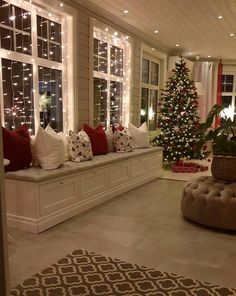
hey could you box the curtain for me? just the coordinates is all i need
[193,61,218,122]
[215,61,223,127]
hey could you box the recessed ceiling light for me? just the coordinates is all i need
[105,27,108,31]
[188,52,192,55]
[59,2,64,7]
[151,48,155,51]
[230,33,234,37]
[208,55,211,58]
[176,44,180,47]
[218,15,223,19]
[154,30,159,34]
[123,10,128,14]
[114,32,118,36]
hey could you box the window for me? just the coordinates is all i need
[93,24,131,129]
[0,0,73,134]
[141,56,160,130]
[221,73,236,121]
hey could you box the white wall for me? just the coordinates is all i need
[61,0,168,129]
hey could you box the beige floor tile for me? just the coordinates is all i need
[7,178,236,290]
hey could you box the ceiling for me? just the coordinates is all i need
[79,0,236,61]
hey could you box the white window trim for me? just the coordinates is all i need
[141,54,160,130]
[90,19,132,128]
[0,0,76,133]
[139,44,167,130]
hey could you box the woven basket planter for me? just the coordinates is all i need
[211,154,236,182]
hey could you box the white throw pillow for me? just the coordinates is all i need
[45,126,70,161]
[105,127,115,152]
[128,122,149,148]
[35,126,65,170]
[58,132,70,161]
[113,128,133,152]
[30,135,39,166]
[68,130,93,162]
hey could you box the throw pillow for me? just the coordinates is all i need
[34,126,65,170]
[105,127,115,152]
[58,132,70,161]
[30,135,39,166]
[68,130,93,162]
[128,122,150,148]
[44,125,70,161]
[113,128,133,152]
[2,125,32,172]
[83,124,108,155]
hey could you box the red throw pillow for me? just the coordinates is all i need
[83,124,108,155]
[2,125,32,172]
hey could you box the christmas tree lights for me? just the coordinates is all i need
[154,55,207,165]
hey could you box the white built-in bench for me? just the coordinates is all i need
[5,147,163,233]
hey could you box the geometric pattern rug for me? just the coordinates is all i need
[10,249,236,296]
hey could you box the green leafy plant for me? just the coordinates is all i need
[197,104,236,156]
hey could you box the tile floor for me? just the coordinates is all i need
[8,178,236,289]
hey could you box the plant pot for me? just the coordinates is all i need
[211,154,236,182]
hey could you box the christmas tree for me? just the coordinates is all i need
[154,55,207,165]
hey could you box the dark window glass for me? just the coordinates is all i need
[151,62,159,85]
[37,16,61,62]
[0,27,13,50]
[0,2,31,54]
[142,58,149,83]
[222,96,232,109]
[222,75,234,92]
[49,43,61,62]
[0,1,13,27]
[93,78,107,128]
[149,89,158,130]
[110,45,123,77]
[37,16,47,39]
[110,81,123,125]
[37,39,48,59]
[2,58,34,133]
[93,56,99,72]
[93,38,108,73]
[141,88,148,124]
[38,66,63,132]
[15,6,31,33]
[15,32,32,55]
[49,21,61,43]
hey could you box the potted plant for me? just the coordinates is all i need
[197,104,236,182]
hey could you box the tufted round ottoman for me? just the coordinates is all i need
[181,176,236,230]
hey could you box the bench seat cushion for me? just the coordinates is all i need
[5,147,162,182]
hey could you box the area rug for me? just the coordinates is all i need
[11,249,236,296]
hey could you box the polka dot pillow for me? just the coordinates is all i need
[68,130,93,162]
[113,128,133,152]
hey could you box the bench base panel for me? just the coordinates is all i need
[6,150,162,233]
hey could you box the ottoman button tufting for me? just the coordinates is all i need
[181,176,236,230]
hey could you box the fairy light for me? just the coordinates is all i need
[93,24,131,128]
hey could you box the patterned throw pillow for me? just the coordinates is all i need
[68,130,93,162]
[113,128,133,152]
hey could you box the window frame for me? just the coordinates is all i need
[91,20,132,128]
[0,0,75,134]
[141,54,160,130]
[221,70,236,120]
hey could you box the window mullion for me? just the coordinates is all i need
[31,9,39,131]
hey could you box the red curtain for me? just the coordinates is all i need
[215,61,223,127]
